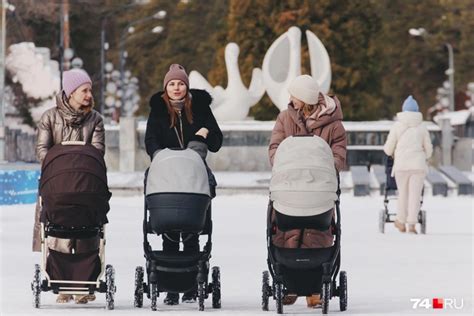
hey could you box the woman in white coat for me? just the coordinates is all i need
[383,95,433,234]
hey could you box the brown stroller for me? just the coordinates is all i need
[31,142,115,309]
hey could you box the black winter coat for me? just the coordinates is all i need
[145,89,223,159]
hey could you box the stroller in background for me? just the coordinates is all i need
[378,155,427,234]
[135,147,221,311]
[262,136,348,315]
[31,142,115,309]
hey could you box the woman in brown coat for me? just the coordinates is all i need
[268,74,347,307]
[32,69,105,304]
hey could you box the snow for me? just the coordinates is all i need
[133,120,441,132]
[1,193,472,315]
[433,110,472,126]
[342,120,440,132]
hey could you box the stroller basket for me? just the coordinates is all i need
[45,224,102,239]
[46,249,101,284]
[146,193,210,234]
[274,208,333,231]
[273,246,334,270]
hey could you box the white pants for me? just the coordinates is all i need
[394,170,426,224]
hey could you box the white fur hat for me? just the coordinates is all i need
[288,75,320,105]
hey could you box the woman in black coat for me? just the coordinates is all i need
[145,64,222,305]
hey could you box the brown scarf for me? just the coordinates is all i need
[169,98,185,111]
[57,93,92,128]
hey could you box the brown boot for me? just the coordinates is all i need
[282,294,298,305]
[407,224,418,234]
[74,295,90,304]
[85,294,96,302]
[394,220,406,232]
[306,294,322,308]
[56,294,73,303]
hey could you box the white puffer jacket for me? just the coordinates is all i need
[383,111,433,175]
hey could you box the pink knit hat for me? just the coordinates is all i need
[62,69,92,98]
[163,64,189,89]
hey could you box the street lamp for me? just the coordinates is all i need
[151,26,164,34]
[408,27,455,112]
[99,0,152,114]
[71,57,83,69]
[119,11,166,116]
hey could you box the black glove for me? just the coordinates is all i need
[187,140,208,160]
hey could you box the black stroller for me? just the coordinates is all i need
[31,142,115,309]
[135,147,221,311]
[378,155,427,234]
[262,136,348,314]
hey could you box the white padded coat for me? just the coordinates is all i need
[383,111,433,175]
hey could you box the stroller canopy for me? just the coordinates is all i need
[40,143,111,227]
[146,148,210,197]
[270,136,338,217]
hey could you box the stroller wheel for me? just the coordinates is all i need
[150,283,158,311]
[378,209,386,233]
[261,271,271,311]
[339,271,348,311]
[274,282,283,314]
[198,282,206,311]
[31,264,41,308]
[211,266,221,309]
[105,264,116,310]
[420,210,427,234]
[321,282,330,314]
[134,266,144,308]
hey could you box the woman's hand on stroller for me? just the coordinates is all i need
[195,127,209,139]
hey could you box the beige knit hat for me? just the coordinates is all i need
[288,75,320,105]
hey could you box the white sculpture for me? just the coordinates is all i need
[5,42,60,100]
[189,42,265,121]
[5,42,60,122]
[262,26,331,111]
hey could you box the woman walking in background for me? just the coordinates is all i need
[383,95,433,234]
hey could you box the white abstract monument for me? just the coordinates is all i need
[189,42,265,121]
[262,26,332,111]
[189,26,332,121]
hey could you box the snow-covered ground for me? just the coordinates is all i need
[1,193,472,315]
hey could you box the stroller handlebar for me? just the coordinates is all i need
[61,141,86,146]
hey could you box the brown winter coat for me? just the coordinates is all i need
[268,94,346,249]
[32,93,105,252]
[269,95,346,172]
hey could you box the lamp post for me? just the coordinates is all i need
[408,27,455,112]
[119,11,166,116]
[99,0,152,114]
